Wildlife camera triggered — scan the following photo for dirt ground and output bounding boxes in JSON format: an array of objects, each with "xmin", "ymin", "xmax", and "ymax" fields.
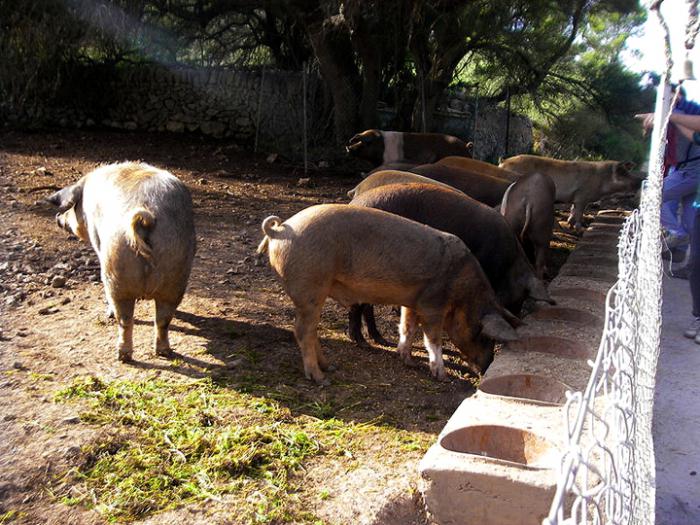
[{"xmin": 0, "ymin": 129, "xmax": 579, "ymax": 525}]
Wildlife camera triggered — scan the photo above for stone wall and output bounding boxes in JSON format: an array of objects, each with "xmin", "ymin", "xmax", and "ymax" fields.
[
  {"xmin": 3, "ymin": 64, "xmax": 532, "ymax": 161},
  {"xmin": 101, "ymin": 66, "xmax": 313, "ymax": 154}
]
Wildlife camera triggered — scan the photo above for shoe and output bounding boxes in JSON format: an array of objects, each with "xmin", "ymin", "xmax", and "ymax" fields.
[
  {"xmin": 664, "ymin": 231, "xmax": 690, "ymax": 249},
  {"xmin": 662, "ymin": 246, "xmax": 689, "ymax": 261},
  {"xmin": 685, "ymin": 317, "xmax": 700, "ymax": 339},
  {"xmin": 671, "ymin": 265, "xmax": 690, "ymax": 280}
]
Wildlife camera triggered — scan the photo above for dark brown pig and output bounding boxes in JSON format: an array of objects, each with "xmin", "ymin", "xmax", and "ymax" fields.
[
  {"xmin": 256, "ymin": 204, "xmax": 518, "ymax": 383},
  {"xmin": 354, "ymin": 168, "xmax": 554, "ymax": 282},
  {"xmin": 348, "ymin": 183, "xmax": 552, "ymax": 346},
  {"xmin": 46, "ymin": 162, "xmax": 196, "ymax": 362},
  {"xmin": 348, "ymin": 170, "xmax": 462, "ymax": 199},
  {"xmin": 435, "ymin": 156, "xmax": 519, "ymax": 182},
  {"xmin": 346, "ymin": 129, "xmax": 472, "ymax": 167},
  {"xmin": 409, "ymin": 164, "xmax": 511, "ymax": 207},
  {"xmin": 499, "ymin": 154, "xmax": 641, "ymax": 230},
  {"xmin": 367, "ymin": 162, "xmax": 420, "ymax": 176},
  {"xmin": 500, "ymin": 173, "xmax": 556, "ymax": 279}
]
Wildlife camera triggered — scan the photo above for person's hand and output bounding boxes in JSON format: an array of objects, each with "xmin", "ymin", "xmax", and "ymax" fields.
[{"xmin": 634, "ymin": 113, "xmax": 655, "ymax": 135}]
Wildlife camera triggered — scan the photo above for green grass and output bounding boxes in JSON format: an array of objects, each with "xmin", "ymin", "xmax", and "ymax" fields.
[{"xmin": 53, "ymin": 375, "xmax": 427, "ymax": 523}]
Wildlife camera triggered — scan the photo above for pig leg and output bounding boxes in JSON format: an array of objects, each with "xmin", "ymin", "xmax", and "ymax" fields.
[
  {"xmin": 422, "ymin": 322, "xmax": 448, "ymax": 381},
  {"xmin": 397, "ymin": 307, "xmax": 419, "ymax": 365},
  {"xmin": 104, "ymin": 291, "xmax": 116, "ymax": 320},
  {"xmin": 347, "ymin": 304, "xmax": 367, "ymax": 345},
  {"xmin": 567, "ymin": 200, "xmax": 586, "ymax": 232},
  {"xmin": 113, "ymin": 298, "xmax": 135, "ymax": 362},
  {"xmin": 534, "ymin": 243, "xmax": 548, "ymax": 280},
  {"xmin": 154, "ymin": 300, "xmax": 176, "ymax": 357},
  {"xmin": 363, "ymin": 304, "xmax": 393, "ymax": 347},
  {"xmin": 293, "ymin": 302, "xmax": 327, "ymax": 384}
]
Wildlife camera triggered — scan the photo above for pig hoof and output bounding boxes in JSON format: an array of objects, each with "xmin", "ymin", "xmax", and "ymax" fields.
[
  {"xmin": 105, "ymin": 306, "xmax": 115, "ymax": 320},
  {"xmin": 430, "ymin": 366, "xmax": 448, "ymax": 382},
  {"xmin": 118, "ymin": 351, "xmax": 133, "ymax": 363},
  {"xmin": 156, "ymin": 348, "xmax": 173, "ymax": 358}
]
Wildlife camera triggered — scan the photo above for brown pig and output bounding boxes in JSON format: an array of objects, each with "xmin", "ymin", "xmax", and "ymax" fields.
[
  {"xmin": 500, "ymin": 173, "xmax": 556, "ymax": 279},
  {"xmin": 435, "ymin": 156, "xmax": 519, "ymax": 182},
  {"xmin": 256, "ymin": 204, "xmax": 518, "ymax": 383},
  {"xmin": 499, "ymin": 154, "xmax": 641, "ymax": 230},
  {"xmin": 46, "ymin": 162, "xmax": 196, "ymax": 362}
]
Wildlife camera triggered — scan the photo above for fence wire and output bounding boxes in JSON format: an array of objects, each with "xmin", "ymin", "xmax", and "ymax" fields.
[{"xmin": 543, "ymin": 87, "xmax": 669, "ymax": 525}]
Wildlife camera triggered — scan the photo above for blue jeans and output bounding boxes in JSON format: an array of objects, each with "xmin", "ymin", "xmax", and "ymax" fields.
[
  {"xmin": 691, "ymin": 210, "xmax": 700, "ymax": 316},
  {"xmin": 661, "ymin": 167, "xmax": 700, "ymax": 238}
]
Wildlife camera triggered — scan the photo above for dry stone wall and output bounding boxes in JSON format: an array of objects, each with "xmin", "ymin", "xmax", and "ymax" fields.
[{"xmin": 3, "ymin": 64, "xmax": 532, "ymax": 161}]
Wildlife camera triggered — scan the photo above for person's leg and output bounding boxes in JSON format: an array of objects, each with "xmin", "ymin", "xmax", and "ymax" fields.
[
  {"xmin": 662, "ymin": 168, "xmax": 698, "ymax": 236},
  {"xmin": 690, "ymin": 210, "xmax": 700, "ymax": 319}
]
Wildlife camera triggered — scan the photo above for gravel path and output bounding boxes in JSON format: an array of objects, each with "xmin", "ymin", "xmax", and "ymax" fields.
[{"xmin": 654, "ymin": 275, "xmax": 700, "ymax": 524}]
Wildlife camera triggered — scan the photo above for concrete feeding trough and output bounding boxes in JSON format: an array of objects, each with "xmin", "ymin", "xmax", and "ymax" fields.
[
  {"xmin": 440, "ymin": 425, "xmax": 558, "ymax": 468},
  {"xmin": 479, "ymin": 374, "xmax": 569, "ymax": 405},
  {"xmin": 550, "ymin": 287, "xmax": 607, "ymax": 304},
  {"xmin": 421, "ymin": 422, "xmax": 561, "ymax": 525},
  {"xmin": 559, "ymin": 264, "xmax": 619, "ymax": 281},
  {"xmin": 529, "ymin": 306, "xmax": 602, "ymax": 326},
  {"xmin": 567, "ymin": 254, "xmax": 618, "ymax": 268},
  {"xmin": 506, "ymin": 335, "xmax": 590, "ymax": 359},
  {"xmin": 592, "ymin": 215, "xmax": 627, "ymax": 225}
]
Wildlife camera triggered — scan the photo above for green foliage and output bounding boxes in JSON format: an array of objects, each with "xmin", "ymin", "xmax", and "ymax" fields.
[{"xmin": 54, "ymin": 375, "xmax": 428, "ymax": 522}]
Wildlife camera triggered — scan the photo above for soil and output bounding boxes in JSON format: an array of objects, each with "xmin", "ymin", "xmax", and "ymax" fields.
[{"xmin": 0, "ymin": 129, "xmax": 584, "ymax": 525}]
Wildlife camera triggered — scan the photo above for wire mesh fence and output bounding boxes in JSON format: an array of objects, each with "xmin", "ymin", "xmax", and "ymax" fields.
[{"xmin": 543, "ymin": 84, "xmax": 669, "ymax": 525}]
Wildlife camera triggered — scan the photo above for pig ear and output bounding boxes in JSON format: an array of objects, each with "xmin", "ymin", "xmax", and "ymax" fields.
[
  {"xmin": 481, "ymin": 313, "xmax": 519, "ymax": 342},
  {"xmin": 528, "ymin": 275, "xmax": 555, "ymax": 304},
  {"xmin": 46, "ymin": 183, "xmax": 83, "ymax": 211}
]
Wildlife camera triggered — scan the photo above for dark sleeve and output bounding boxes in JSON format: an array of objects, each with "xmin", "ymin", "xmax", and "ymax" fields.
[
  {"xmin": 676, "ymin": 98, "xmax": 700, "ymax": 115},
  {"xmin": 693, "ymin": 131, "xmax": 700, "ymax": 144}
]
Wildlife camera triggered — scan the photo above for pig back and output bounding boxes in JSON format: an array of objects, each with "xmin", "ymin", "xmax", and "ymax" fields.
[
  {"xmin": 350, "ymin": 184, "xmax": 518, "ymax": 286},
  {"xmin": 266, "ymin": 204, "xmax": 470, "ymax": 291},
  {"xmin": 410, "ymin": 164, "xmax": 511, "ymax": 206},
  {"xmin": 435, "ymin": 156, "xmax": 519, "ymax": 182},
  {"xmin": 83, "ymin": 164, "xmax": 196, "ymax": 298},
  {"xmin": 349, "ymin": 170, "xmax": 461, "ymax": 198}
]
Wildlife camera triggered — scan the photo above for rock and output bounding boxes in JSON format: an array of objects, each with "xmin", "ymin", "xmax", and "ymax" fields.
[
  {"xmin": 266, "ymin": 153, "xmax": 278, "ymax": 164},
  {"xmin": 12, "ymin": 361, "xmax": 25, "ymax": 370},
  {"xmin": 318, "ymin": 160, "xmax": 331, "ymax": 169},
  {"xmin": 38, "ymin": 306, "xmax": 59, "ymax": 315},
  {"xmin": 297, "ymin": 177, "xmax": 312, "ymax": 188},
  {"xmin": 34, "ymin": 167, "xmax": 53, "ymax": 176},
  {"xmin": 200, "ymin": 121, "xmax": 226, "ymax": 137},
  {"xmin": 166, "ymin": 120, "xmax": 185, "ymax": 133},
  {"xmin": 124, "ymin": 121, "xmax": 138, "ymax": 130},
  {"xmin": 51, "ymin": 276, "xmax": 67, "ymax": 288},
  {"xmin": 197, "ymin": 178, "xmax": 209, "ymax": 185},
  {"xmin": 62, "ymin": 416, "xmax": 80, "ymax": 425}
]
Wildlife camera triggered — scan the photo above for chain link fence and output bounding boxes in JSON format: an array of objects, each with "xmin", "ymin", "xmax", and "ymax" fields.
[{"xmin": 542, "ymin": 81, "xmax": 671, "ymax": 525}]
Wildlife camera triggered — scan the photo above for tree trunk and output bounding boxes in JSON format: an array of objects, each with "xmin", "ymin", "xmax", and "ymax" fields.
[{"xmin": 303, "ymin": 14, "xmax": 360, "ymax": 144}]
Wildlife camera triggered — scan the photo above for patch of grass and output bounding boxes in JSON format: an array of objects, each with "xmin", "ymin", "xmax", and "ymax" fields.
[
  {"xmin": 0, "ymin": 510, "xmax": 23, "ymax": 524},
  {"xmin": 29, "ymin": 372, "xmax": 55, "ymax": 382},
  {"xmin": 53, "ymin": 375, "xmax": 426, "ymax": 523}
]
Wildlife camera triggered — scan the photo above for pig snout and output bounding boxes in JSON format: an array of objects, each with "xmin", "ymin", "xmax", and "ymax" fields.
[{"xmin": 470, "ymin": 337, "xmax": 496, "ymax": 375}]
